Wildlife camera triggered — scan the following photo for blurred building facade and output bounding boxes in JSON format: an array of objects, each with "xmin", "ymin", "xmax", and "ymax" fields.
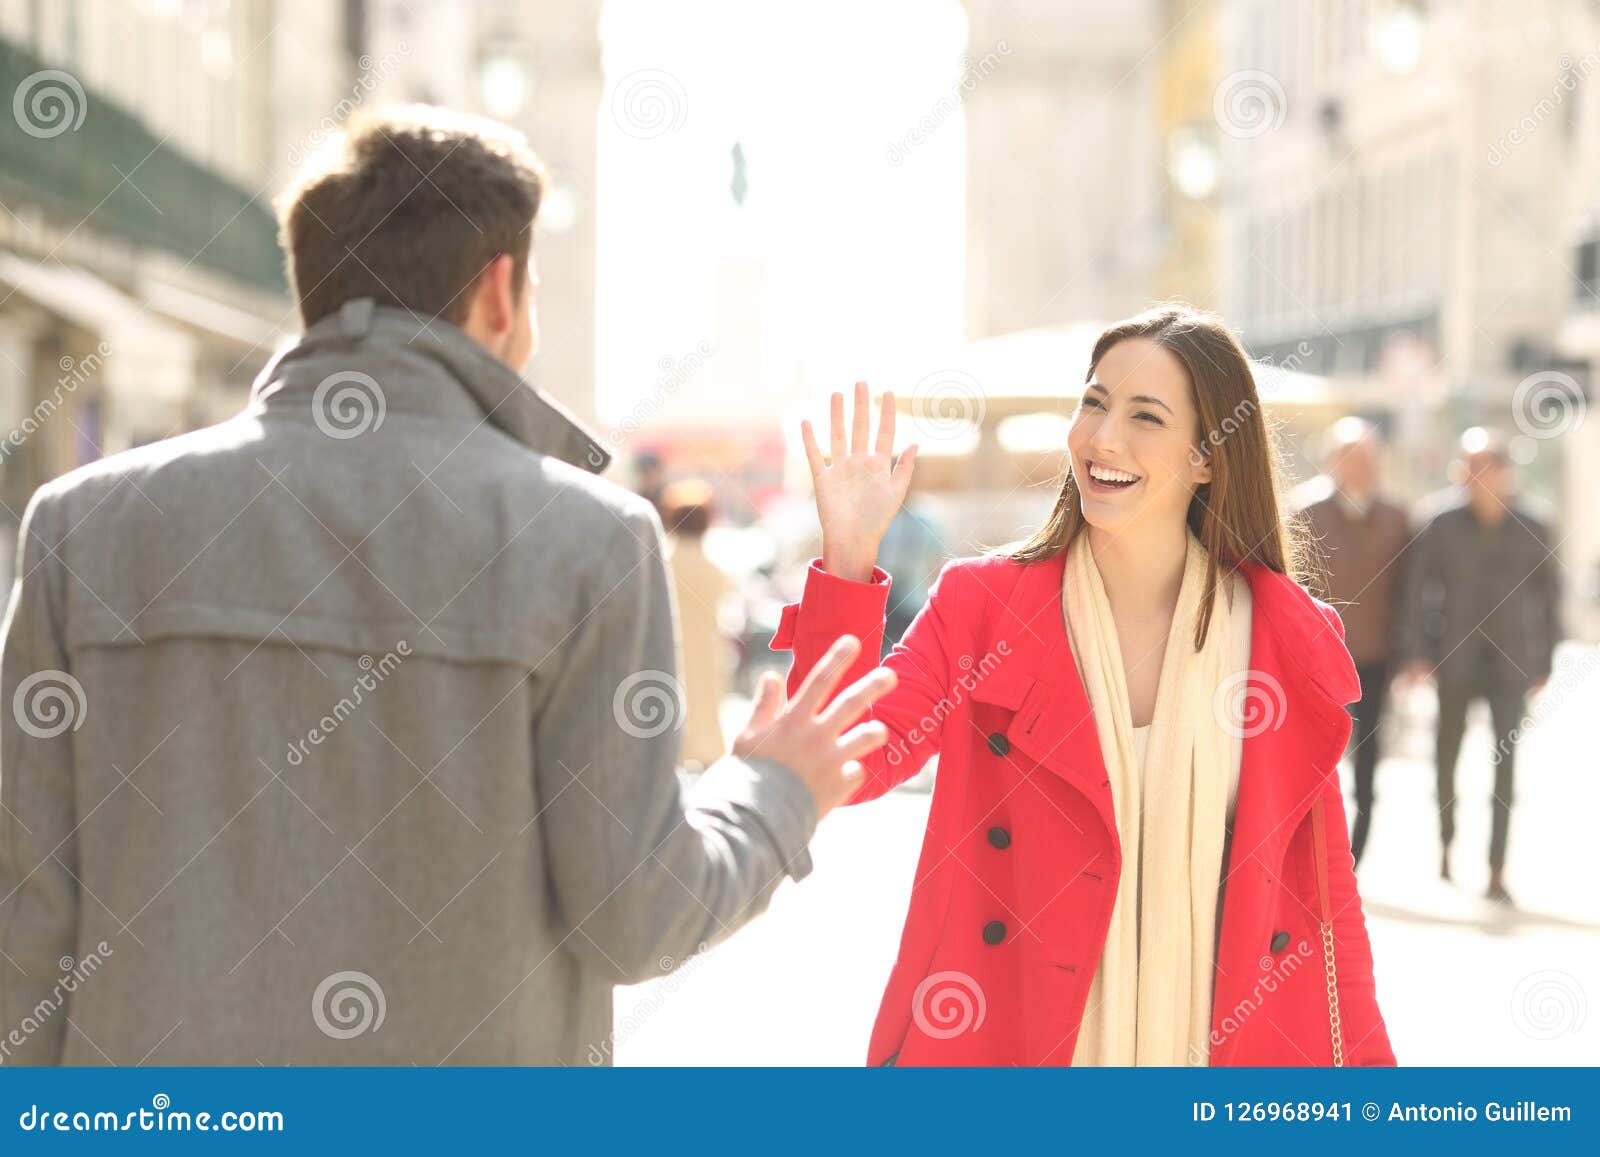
[
  {"xmin": 0, "ymin": 0, "xmax": 361, "ymax": 579},
  {"xmin": 360, "ymin": 0, "xmax": 603, "ymax": 431},
  {"xmin": 963, "ymin": 0, "xmax": 1165, "ymax": 340},
  {"xmin": 1215, "ymin": 0, "xmax": 1599, "ymax": 637},
  {"xmin": 922, "ymin": 0, "xmax": 1225, "ymax": 553}
]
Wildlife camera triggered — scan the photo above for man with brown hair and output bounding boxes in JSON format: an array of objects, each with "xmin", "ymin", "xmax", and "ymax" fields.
[
  {"xmin": 0, "ymin": 107, "xmax": 893, "ymax": 1065},
  {"xmin": 1299, "ymin": 417, "xmax": 1411, "ymax": 869}
]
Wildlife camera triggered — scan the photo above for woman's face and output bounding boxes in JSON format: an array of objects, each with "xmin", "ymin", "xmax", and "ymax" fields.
[{"xmin": 1067, "ymin": 336, "xmax": 1212, "ymax": 535}]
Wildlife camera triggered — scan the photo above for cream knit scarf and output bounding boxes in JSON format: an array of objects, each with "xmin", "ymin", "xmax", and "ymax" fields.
[{"xmin": 1063, "ymin": 528, "xmax": 1233, "ymax": 1066}]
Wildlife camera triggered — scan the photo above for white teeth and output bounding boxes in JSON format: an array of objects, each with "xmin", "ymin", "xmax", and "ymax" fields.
[{"xmin": 1088, "ymin": 463, "xmax": 1139, "ymax": 483}]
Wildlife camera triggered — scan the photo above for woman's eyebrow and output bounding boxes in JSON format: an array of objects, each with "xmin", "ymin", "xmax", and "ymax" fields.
[{"xmin": 1084, "ymin": 380, "xmax": 1175, "ymax": 415}]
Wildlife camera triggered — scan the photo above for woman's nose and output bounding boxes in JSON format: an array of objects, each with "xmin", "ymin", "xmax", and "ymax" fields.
[{"xmin": 1089, "ymin": 419, "xmax": 1126, "ymax": 457}]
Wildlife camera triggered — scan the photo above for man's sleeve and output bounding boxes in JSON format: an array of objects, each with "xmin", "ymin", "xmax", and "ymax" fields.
[
  {"xmin": 0, "ymin": 491, "xmax": 78, "ymax": 1065},
  {"xmin": 532, "ymin": 498, "xmax": 817, "ymax": 985},
  {"xmin": 1532, "ymin": 517, "xmax": 1564, "ymax": 680},
  {"xmin": 1396, "ymin": 512, "xmax": 1437, "ymax": 667}
]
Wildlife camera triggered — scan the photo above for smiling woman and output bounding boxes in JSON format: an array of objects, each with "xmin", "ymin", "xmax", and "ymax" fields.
[
  {"xmin": 772, "ymin": 304, "xmax": 1396, "ymax": 1067},
  {"xmin": 1012, "ymin": 305, "xmax": 1307, "ymax": 653}
]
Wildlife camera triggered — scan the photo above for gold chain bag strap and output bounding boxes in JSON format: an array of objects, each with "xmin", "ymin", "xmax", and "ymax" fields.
[{"xmin": 1309, "ymin": 796, "xmax": 1344, "ymax": 1066}]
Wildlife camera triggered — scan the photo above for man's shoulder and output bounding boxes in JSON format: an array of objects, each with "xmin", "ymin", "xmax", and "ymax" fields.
[
  {"xmin": 1410, "ymin": 488, "xmax": 1467, "ymax": 531},
  {"xmin": 27, "ymin": 416, "xmax": 261, "ymax": 520}
]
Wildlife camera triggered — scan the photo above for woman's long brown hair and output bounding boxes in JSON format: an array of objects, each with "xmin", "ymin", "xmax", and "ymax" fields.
[{"xmin": 1007, "ymin": 305, "xmax": 1310, "ymax": 652}]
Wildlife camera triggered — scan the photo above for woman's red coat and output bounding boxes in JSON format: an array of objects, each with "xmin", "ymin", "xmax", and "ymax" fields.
[{"xmin": 769, "ymin": 551, "xmax": 1397, "ymax": 1067}]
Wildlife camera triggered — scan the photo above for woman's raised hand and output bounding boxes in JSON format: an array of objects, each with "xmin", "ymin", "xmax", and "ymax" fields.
[{"xmin": 800, "ymin": 381, "xmax": 917, "ymax": 583}]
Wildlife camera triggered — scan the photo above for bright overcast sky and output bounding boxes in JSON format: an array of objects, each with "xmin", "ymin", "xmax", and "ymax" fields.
[{"xmin": 595, "ymin": 0, "xmax": 967, "ymax": 427}]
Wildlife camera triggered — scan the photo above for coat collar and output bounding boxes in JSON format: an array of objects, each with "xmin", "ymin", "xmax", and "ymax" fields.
[
  {"xmin": 249, "ymin": 298, "xmax": 612, "ymax": 475},
  {"xmin": 969, "ymin": 552, "xmax": 1357, "ymax": 855}
]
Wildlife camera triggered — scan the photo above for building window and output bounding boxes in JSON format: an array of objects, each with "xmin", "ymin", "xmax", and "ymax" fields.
[{"xmin": 1576, "ymin": 238, "xmax": 1599, "ymax": 308}]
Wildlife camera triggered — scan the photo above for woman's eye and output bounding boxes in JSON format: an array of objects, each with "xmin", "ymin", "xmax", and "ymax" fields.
[
  {"xmin": 1080, "ymin": 395, "xmax": 1104, "ymax": 411},
  {"xmin": 1135, "ymin": 411, "xmax": 1165, "ymax": 425}
]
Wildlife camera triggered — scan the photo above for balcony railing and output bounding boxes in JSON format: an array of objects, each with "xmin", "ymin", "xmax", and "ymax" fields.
[{"xmin": 0, "ymin": 36, "xmax": 285, "ymax": 293}]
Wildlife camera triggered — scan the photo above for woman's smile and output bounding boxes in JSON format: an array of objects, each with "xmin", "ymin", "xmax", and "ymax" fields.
[{"xmin": 1083, "ymin": 458, "xmax": 1143, "ymax": 493}]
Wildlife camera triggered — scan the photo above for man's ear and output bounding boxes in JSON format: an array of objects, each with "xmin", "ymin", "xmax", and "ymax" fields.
[{"xmin": 484, "ymin": 253, "xmax": 518, "ymax": 334}]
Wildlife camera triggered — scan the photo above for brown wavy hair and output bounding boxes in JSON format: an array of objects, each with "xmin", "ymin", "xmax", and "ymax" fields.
[{"xmin": 1006, "ymin": 305, "xmax": 1309, "ymax": 651}]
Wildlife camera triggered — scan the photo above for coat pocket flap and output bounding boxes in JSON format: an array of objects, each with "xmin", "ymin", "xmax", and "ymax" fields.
[{"xmin": 966, "ymin": 657, "xmax": 1036, "ymax": 712}]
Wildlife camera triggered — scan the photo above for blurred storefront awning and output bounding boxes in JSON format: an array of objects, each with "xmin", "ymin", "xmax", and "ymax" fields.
[
  {"xmin": 881, "ymin": 322, "xmax": 1348, "ymax": 458},
  {"xmin": 0, "ymin": 252, "xmax": 196, "ymax": 406},
  {"xmin": 138, "ymin": 276, "xmax": 284, "ymax": 354}
]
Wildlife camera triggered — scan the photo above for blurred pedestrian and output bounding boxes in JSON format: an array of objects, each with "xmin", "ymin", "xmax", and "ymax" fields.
[
  {"xmin": 661, "ymin": 479, "xmax": 737, "ymax": 771},
  {"xmin": 1399, "ymin": 427, "xmax": 1563, "ymax": 904},
  {"xmin": 1299, "ymin": 417, "xmax": 1411, "ymax": 867},
  {"xmin": 632, "ymin": 448, "xmax": 668, "ymax": 523}
]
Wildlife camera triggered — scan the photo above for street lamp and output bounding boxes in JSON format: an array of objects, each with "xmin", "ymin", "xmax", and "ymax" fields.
[
  {"xmin": 1168, "ymin": 126, "xmax": 1219, "ymax": 201},
  {"xmin": 1370, "ymin": 1, "xmax": 1425, "ymax": 75},
  {"xmin": 479, "ymin": 43, "xmax": 530, "ymax": 119}
]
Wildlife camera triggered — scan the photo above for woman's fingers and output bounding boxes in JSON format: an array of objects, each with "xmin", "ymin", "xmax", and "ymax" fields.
[
  {"xmin": 815, "ymin": 382, "xmax": 898, "ymax": 476},
  {"xmin": 890, "ymin": 442, "xmax": 918, "ymax": 501},
  {"xmin": 800, "ymin": 419, "xmax": 826, "ymax": 479},
  {"xmin": 875, "ymin": 389, "xmax": 896, "ymax": 456},
  {"xmin": 851, "ymin": 380, "xmax": 870, "ymax": 455}
]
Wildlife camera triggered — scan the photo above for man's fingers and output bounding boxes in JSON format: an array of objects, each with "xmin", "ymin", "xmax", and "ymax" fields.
[
  {"xmin": 836, "ymin": 720, "xmax": 891, "ymax": 763},
  {"xmin": 744, "ymin": 670, "xmax": 785, "ymax": 730},
  {"xmin": 817, "ymin": 667, "xmax": 898, "ymax": 733},
  {"xmin": 833, "ymin": 760, "xmax": 867, "ymax": 808},
  {"xmin": 790, "ymin": 633, "xmax": 861, "ymax": 714}
]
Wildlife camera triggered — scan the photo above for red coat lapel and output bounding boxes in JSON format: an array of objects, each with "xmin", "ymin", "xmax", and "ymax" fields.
[{"xmin": 968, "ymin": 554, "xmax": 1359, "ymax": 864}]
